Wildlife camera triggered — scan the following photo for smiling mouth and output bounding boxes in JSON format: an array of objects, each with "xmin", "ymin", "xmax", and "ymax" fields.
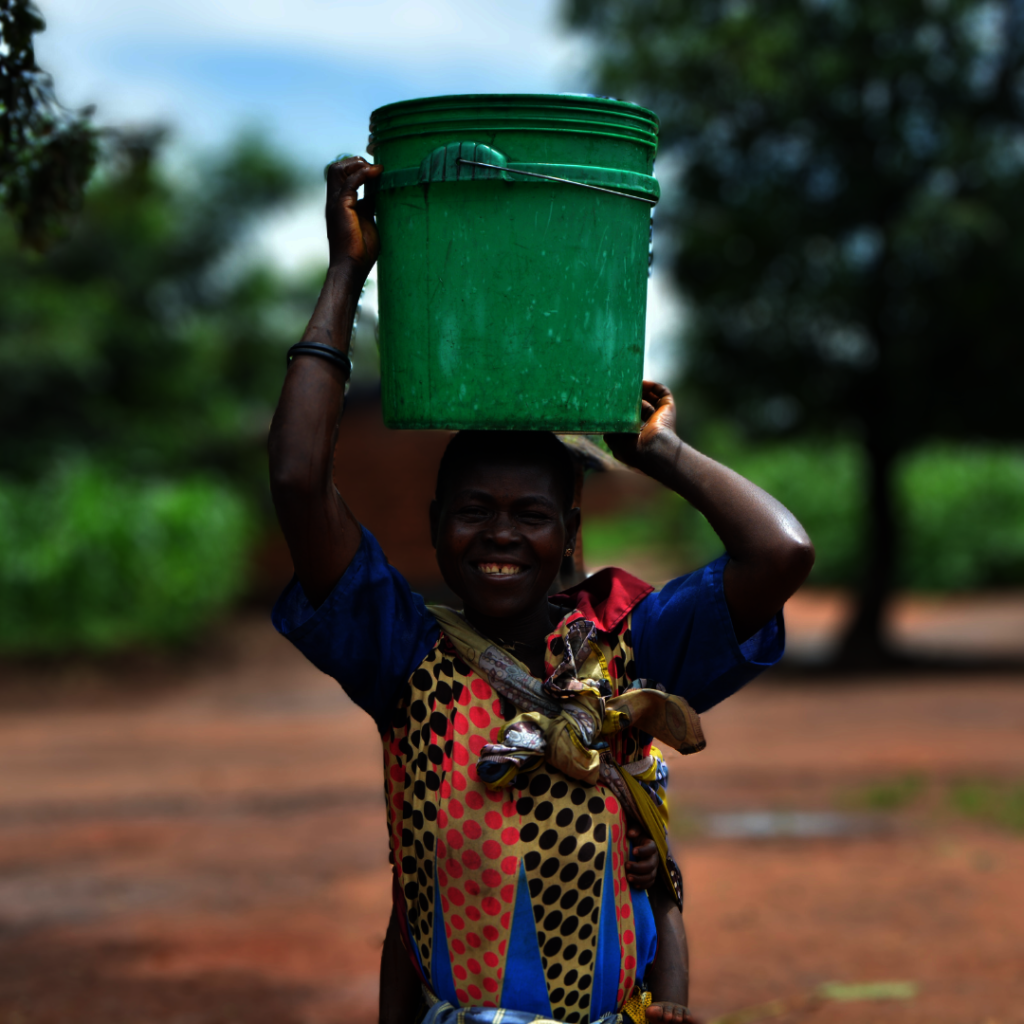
[{"xmin": 476, "ymin": 562, "xmax": 525, "ymax": 577}]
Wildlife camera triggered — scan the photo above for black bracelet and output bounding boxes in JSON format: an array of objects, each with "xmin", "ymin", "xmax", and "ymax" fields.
[{"xmin": 286, "ymin": 341, "xmax": 352, "ymax": 376}]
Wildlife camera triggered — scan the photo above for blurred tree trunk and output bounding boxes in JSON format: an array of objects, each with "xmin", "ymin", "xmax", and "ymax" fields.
[
  {"xmin": 835, "ymin": 264, "xmax": 899, "ymax": 667},
  {"xmin": 838, "ymin": 427, "xmax": 899, "ymax": 667}
]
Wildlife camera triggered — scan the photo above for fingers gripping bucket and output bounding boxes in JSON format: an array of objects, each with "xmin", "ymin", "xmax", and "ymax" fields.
[{"xmin": 368, "ymin": 94, "xmax": 660, "ymax": 432}]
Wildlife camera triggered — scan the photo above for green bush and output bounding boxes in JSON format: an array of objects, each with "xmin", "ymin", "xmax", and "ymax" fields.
[
  {"xmin": 583, "ymin": 491, "xmax": 698, "ymax": 567},
  {"xmin": 582, "ymin": 433, "xmax": 1024, "ymax": 590},
  {"xmin": 0, "ymin": 133, "xmax": 314, "ymax": 510},
  {"xmin": 701, "ymin": 434, "xmax": 866, "ymax": 585},
  {"xmin": 0, "ymin": 463, "xmax": 254, "ymax": 654},
  {"xmin": 899, "ymin": 446, "xmax": 1024, "ymax": 589}
]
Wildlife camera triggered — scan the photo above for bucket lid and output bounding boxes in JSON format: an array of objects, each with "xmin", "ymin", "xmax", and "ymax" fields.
[{"xmin": 368, "ymin": 93, "xmax": 659, "ymax": 153}]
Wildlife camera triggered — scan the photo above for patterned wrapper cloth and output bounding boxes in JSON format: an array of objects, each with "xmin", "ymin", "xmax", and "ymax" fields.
[{"xmin": 428, "ymin": 607, "xmax": 705, "ymax": 908}]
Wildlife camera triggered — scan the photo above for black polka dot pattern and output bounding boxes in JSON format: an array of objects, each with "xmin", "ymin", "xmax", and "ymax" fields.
[
  {"xmin": 380, "ymin": 606, "xmax": 647, "ymax": 1018},
  {"xmin": 515, "ymin": 771, "xmax": 635, "ymax": 1021}
]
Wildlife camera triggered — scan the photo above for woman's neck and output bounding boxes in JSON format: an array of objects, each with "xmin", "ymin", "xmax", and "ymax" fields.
[{"xmin": 465, "ymin": 600, "xmax": 562, "ymax": 678}]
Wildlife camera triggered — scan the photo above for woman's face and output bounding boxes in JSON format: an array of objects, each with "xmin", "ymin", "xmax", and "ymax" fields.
[{"xmin": 432, "ymin": 459, "xmax": 578, "ymax": 622}]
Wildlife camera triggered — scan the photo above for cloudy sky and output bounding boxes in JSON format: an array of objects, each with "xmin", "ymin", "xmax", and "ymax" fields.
[
  {"xmin": 34, "ymin": 0, "xmax": 683, "ymax": 379},
  {"xmin": 35, "ymin": 0, "xmax": 583, "ymax": 166}
]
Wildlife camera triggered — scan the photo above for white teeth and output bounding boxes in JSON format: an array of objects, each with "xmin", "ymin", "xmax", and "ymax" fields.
[{"xmin": 479, "ymin": 563, "xmax": 523, "ymax": 576}]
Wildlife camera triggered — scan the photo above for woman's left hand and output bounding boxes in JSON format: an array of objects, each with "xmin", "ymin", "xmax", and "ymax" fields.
[{"xmin": 605, "ymin": 380, "xmax": 679, "ymax": 473}]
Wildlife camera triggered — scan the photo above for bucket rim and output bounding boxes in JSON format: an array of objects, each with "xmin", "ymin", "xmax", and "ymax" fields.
[{"xmin": 370, "ymin": 92, "xmax": 659, "ymax": 129}]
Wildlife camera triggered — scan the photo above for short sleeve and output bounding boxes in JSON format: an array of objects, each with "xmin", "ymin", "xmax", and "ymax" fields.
[
  {"xmin": 271, "ymin": 527, "xmax": 440, "ymax": 731},
  {"xmin": 631, "ymin": 554, "xmax": 784, "ymax": 714}
]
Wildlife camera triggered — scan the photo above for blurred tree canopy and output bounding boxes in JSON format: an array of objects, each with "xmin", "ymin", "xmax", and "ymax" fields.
[
  {"xmin": 0, "ymin": 0, "xmax": 329, "ymax": 655},
  {"xmin": 0, "ymin": 130, "xmax": 315, "ymax": 504},
  {"xmin": 0, "ymin": 0, "xmax": 97, "ymax": 246},
  {"xmin": 0, "ymin": 129, "xmax": 321, "ymax": 653},
  {"xmin": 567, "ymin": 0, "xmax": 1024, "ymax": 664}
]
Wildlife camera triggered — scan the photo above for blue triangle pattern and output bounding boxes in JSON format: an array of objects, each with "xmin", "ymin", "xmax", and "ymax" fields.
[
  {"xmin": 431, "ymin": 861, "xmax": 458, "ymax": 1004},
  {"xmin": 591, "ymin": 832, "xmax": 622, "ymax": 1019},
  {"xmin": 499, "ymin": 861, "xmax": 553, "ymax": 1015}
]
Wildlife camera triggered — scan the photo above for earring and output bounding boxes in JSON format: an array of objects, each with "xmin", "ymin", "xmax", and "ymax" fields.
[{"xmin": 565, "ymin": 548, "xmax": 573, "ymax": 557}]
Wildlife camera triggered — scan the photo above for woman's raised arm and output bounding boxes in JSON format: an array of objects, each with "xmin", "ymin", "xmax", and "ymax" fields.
[
  {"xmin": 268, "ymin": 157, "xmax": 383, "ymax": 608},
  {"xmin": 606, "ymin": 381, "xmax": 815, "ymax": 643}
]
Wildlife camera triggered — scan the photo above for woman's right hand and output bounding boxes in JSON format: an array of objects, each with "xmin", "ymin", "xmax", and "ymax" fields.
[{"xmin": 325, "ymin": 156, "xmax": 383, "ymax": 278}]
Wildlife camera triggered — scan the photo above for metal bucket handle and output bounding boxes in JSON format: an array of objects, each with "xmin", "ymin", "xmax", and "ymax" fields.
[{"xmin": 374, "ymin": 141, "xmax": 659, "ymax": 206}]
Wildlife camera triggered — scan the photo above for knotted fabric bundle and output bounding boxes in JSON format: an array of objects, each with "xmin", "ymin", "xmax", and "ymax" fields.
[{"xmin": 430, "ymin": 607, "xmax": 705, "ymax": 789}]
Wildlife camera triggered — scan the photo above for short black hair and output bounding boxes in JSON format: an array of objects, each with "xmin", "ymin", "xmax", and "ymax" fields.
[{"xmin": 435, "ymin": 431, "xmax": 576, "ymax": 511}]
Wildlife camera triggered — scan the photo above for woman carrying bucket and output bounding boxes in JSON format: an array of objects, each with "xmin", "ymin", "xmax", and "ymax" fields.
[{"xmin": 269, "ymin": 113, "xmax": 813, "ymax": 1024}]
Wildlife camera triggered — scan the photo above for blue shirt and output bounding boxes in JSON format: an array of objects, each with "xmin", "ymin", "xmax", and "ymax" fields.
[{"xmin": 273, "ymin": 527, "xmax": 785, "ymax": 733}]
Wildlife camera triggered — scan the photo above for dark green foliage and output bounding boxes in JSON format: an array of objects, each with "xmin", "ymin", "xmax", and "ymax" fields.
[
  {"xmin": 0, "ymin": 4, "xmax": 319, "ymax": 654},
  {"xmin": 567, "ymin": 0, "xmax": 1024, "ymax": 441},
  {"xmin": 0, "ymin": 131, "xmax": 319, "ymax": 654},
  {"xmin": 900, "ymin": 444, "xmax": 1024, "ymax": 587},
  {"xmin": 0, "ymin": 131, "xmax": 315, "ymax": 507},
  {"xmin": 0, "ymin": 464, "xmax": 253, "ymax": 653},
  {"xmin": 701, "ymin": 431, "xmax": 866, "ymax": 584},
  {"xmin": 584, "ymin": 438, "xmax": 1024, "ymax": 589},
  {"xmin": 0, "ymin": 0, "xmax": 97, "ymax": 246},
  {"xmin": 567, "ymin": 0, "xmax": 1024, "ymax": 659},
  {"xmin": 711, "ymin": 437, "xmax": 1024, "ymax": 589}
]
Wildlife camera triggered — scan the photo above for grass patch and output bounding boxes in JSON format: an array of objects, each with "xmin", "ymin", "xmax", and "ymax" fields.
[
  {"xmin": 843, "ymin": 774, "xmax": 1024, "ymax": 833},
  {"xmin": 949, "ymin": 781, "xmax": 1024, "ymax": 832},
  {"xmin": 855, "ymin": 773, "xmax": 927, "ymax": 810}
]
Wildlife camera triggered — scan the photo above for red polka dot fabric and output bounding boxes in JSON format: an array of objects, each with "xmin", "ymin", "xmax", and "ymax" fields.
[{"xmin": 382, "ymin": 607, "xmax": 652, "ymax": 1022}]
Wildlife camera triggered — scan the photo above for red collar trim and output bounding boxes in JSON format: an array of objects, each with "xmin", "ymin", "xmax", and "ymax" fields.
[{"xmin": 554, "ymin": 567, "xmax": 654, "ymax": 633}]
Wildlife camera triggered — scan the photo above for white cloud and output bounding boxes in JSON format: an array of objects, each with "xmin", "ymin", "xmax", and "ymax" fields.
[
  {"xmin": 36, "ymin": 0, "xmax": 576, "ymax": 80},
  {"xmin": 255, "ymin": 190, "xmax": 327, "ymax": 274},
  {"xmin": 33, "ymin": 0, "xmax": 590, "ymax": 168}
]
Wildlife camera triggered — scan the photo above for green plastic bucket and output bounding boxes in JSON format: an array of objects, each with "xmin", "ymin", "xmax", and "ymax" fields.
[{"xmin": 367, "ymin": 94, "xmax": 660, "ymax": 432}]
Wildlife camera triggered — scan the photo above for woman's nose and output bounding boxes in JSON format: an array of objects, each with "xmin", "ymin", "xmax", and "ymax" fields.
[{"xmin": 485, "ymin": 512, "xmax": 518, "ymax": 542}]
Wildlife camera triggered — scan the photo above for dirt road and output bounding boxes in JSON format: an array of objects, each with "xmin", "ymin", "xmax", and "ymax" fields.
[{"xmin": 1, "ymin": 612, "xmax": 1022, "ymax": 1024}]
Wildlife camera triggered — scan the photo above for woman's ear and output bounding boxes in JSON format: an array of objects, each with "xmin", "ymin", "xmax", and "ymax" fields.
[
  {"xmin": 565, "ymin": 506, "xmax": 581, "ymax": 552},
  {"xmin": 553, "ymin": 507, "xmax": 586, "ymax": 593},
  {"xmin": 429, "ymin": 499, "xmax": 440, "ymax": 549}
]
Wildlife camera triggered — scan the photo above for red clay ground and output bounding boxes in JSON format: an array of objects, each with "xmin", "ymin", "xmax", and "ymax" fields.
[{"xmin": 1, "ymin": 598, "xmax": 1023, "ymax": 1024}]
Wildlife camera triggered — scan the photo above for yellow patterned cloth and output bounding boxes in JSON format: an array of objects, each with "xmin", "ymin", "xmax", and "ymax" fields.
[
  {"xmin": 621, "ymin": 986, "xmax": 653, "ymax": 1024},
  {"xmin": 428, "ymin": 605, "xmax": 697, "ymax": 908},
  {"xmin": 624, "ymin": 745, "xmax": 670, "ymax": 829},
  {"xmin": 383, "ymin": 583, "xmax": 703, "ymax": 1020}
]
